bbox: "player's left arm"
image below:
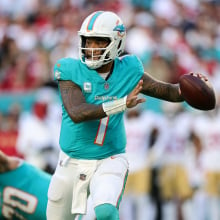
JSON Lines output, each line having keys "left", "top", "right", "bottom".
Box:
{"left": 141, "top": 72, "right": 184, "bottom": 102}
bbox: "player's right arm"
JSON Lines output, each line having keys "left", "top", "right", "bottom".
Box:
{"left": 59, "top": 80, "right": 106, "bottom": 123}
{"left": 58, "top": 79, "right": 145, "bottom": 123}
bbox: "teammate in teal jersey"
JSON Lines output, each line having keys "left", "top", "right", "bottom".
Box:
{"left": 0, "top": 150, "right": 51, "bottom": 220}
{"left": 47, "top": 10, "right": 201, "bottom": 220}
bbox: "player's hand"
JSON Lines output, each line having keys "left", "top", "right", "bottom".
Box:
{"left": 178, "top": 72, "right": 208, "bottom": 96}
{"left": 190, "top": 72, "right": 208, "bottom": 81}
{"left": 126, "top": 79, "right": 146, "bottom": 108}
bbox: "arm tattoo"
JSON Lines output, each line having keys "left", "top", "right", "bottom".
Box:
{"left": 59, "top": 80, "right": 106, "bottom": 123}
{"left": 141, "top": 73, "right": 184, "bottom": 102}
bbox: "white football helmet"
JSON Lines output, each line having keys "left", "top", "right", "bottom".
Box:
{"left": 78, "top": 11, "right": 126, "bottom": 69}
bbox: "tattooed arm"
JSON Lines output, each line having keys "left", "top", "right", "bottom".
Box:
{"left": 59, "top": 80, "right": 145, "bottom": 123}
{"left": 59, "top": 80, "right": 106, "bottom": 123}
{"left": 141, "top": 72, "right": 184, "bottom": 102}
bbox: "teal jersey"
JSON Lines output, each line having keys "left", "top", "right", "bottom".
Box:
{"left": 0, "top": 161, "right": 51, "bottom": 220}
{"left": 54, "top": 55, "right": 144, "bottom": 159}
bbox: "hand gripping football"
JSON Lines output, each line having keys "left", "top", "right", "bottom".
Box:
{"left": 179, "top": 73, "right": 216, "bottom": 110}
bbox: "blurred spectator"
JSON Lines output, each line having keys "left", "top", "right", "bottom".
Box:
{"left": 16, "top": 86, "right": 61, "bottom": 174}
{"left": 0, "top": 0, "right": 39, "bottom": 19}
{"left": 120, "top": 106, "right": 164, "bottom": 220}
{"left": 125, "top": 10, "right": 156, "bottom": 64}
{"left": 191, "top": 105, "right": 220, "bottom": 220}
{"left": 0, "top": 104, "right": 23, "bottom": 158}
{"left": 1, "top": 53, "right": 38, "bottom": 91}
{"left": 186, "top": 129, "right": 207, "bottom": 220}
{"left": 157, "top": 102, "right": 194, "bottom": 220}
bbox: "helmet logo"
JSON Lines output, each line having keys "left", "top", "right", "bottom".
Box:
{"left": 113, "top": 24, "right": 126, "bottom": 37}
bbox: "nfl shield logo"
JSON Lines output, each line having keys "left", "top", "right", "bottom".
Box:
{"left": 104, "top": 82, "right": 109, "bottom": 90}
{"left": 80, "top": 174, "right": 86, "bottom": 181}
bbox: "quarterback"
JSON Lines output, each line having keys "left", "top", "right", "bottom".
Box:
{"left": 47, "top": 10, "right": 189, "bottom": 220}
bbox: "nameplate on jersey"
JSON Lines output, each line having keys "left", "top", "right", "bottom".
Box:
{"left": 83, "top": 82, "right": 92, "bottom": 93}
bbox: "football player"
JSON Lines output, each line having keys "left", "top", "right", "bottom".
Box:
{"left": 47, "top": 10, "right": 207, "bottom": 220}
{"left": 0, "top": 150, "right": 51, "bottom": 220}
{"left": 192, "top": 108, "right": 220, "bottom": 220}
{"left": 119, "top": 107, "right": 165, "bottom": 220}
{"left": 158, "top": 102, "right": 194, "bottom": 220}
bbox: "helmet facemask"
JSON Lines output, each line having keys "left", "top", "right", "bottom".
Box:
{"left": 79, "top": 36, "right": 113, "bottom": 69}
{"left": 78, "top": 11, "right": 126, "bottom": 69}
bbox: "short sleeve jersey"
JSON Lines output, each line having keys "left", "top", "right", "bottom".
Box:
{"left": 0, "top": 161, "right": 51, "bottom": 220}
{"left": 54, "top": 55, "right": 144, "bottom": 159}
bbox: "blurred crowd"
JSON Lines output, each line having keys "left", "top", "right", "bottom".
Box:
{"left": 0, "top": 0, "right": 220, "bottom": 90}
{"left": 0, "top": 0, "right": 220, "bottom": 219}
{"left": 0, "top": 0, "right": 220, "bottom": 91}
{"left": 120, "top": 103, "right": 220, "bottom": 220}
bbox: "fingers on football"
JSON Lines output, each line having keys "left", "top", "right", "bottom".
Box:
{"left": 190, "top": 72, "right": 208, "bottom": 81}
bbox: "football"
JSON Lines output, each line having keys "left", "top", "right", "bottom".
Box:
{"left": 179, "top": 73, "right": 216, "bottom": 110}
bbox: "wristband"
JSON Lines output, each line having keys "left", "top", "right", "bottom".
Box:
{"left": 102, "top": 96, "right": 127, "bottom": 115}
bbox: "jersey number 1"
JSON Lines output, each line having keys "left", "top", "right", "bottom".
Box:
{"left": 94, "top": 116, "right": 109, "bottom": 145}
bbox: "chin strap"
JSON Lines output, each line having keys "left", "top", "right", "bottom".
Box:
{"left": 102, "top": 96, "right": 127, "bottom": 116}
